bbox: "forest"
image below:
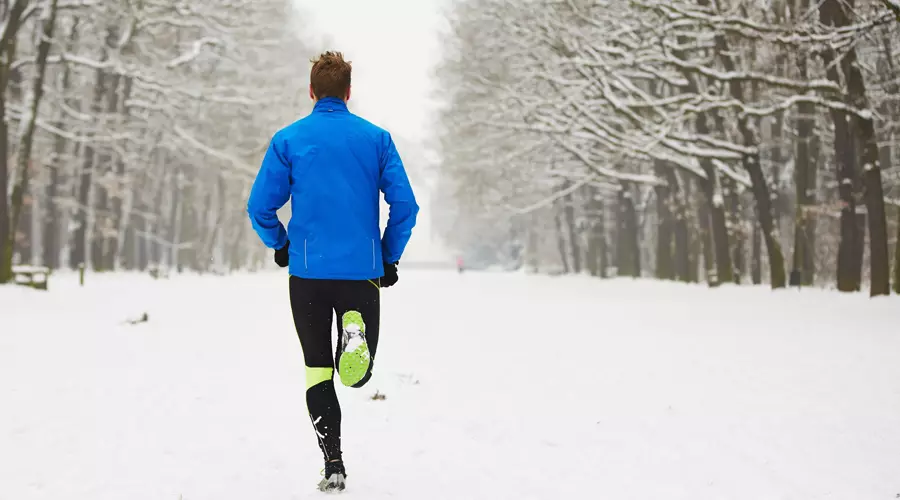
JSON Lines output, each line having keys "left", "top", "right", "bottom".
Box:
{"left": 433, "top": 0, "right": 900, "bottom": 296}
{"left": 0, "top": 0, "right": 307, "bottom": 284}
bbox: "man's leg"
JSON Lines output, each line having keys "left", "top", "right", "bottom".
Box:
{"left": 334, "top": 279, "right": 381, "bottom": 388}
{"left": 289, "top": 277, "right": 342, "bottom": 463}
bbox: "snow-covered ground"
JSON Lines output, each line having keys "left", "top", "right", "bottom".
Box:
{"left": 2, "top": 271, "right": 899, "bottom": 500}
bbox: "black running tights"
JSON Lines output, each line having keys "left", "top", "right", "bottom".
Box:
{"left": 289, "top": 277, "right": 380, "bottom": 462}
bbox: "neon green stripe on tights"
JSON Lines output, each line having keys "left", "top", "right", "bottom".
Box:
{"left": 306, "top": 366, "right": 333, "bottom": 390}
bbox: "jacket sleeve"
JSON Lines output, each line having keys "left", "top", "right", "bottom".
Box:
{"left": 379, "top": 133, "right": 419, "bottom": 264}
{"left": 247, "top": 135, "right": 291, "bottom": 249}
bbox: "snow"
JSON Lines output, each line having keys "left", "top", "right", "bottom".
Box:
{"left": 344, "top": 330, "right": 366, "bottom": 359}
{"left": 2, "top": 271, "right": 900, "bottom": 500}
{"left": 10, "top": 265, "right": 50, "bottom": 274}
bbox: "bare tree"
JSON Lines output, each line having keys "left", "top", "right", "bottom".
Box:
{"left": 0, "top": 0, "right": 313, "bottom": 282}
{"left": 434, "top": 0, "right": 897, "bottom": 295}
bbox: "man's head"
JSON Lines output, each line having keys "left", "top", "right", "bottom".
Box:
{"left": 309, "top": 51, "right": 352, "bottom": 102}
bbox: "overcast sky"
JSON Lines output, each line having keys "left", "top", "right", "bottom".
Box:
{"left": 292, "top": 0, "right": 446, "bottom": 144}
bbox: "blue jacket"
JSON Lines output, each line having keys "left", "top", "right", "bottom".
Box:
{"left": 247, "top": 97, "right": 418, "bottom": 280}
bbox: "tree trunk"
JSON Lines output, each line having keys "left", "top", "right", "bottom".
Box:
{"left": 830, "top": 104, "right": 860, "bottom": 291}
{"left": 752, "top": 220, "right": 762, "bottom": 284}
{"left": 180, "top": 183, "right": 200, "bottom": 271}
{"left": 894, "top": 207, "right": 900, "bottom": 295}
{"left": 124, "top": 204, "right": 138, "bottom": 270}
{"left": 723, "top": 176, "right": 744, "bottom": 284}
{"left": 711, "top": 110, "right": 744, "bottom": 284}
{"left": 554, "top": 202, "right": 570, "bottom": 273}
{"left": 771, "top": 110, "right": 784, "bottom": 232}
{"left": 71, "top": 63, "right": 108, "bottom": 269}
{"left": 0, "top": 3, "right": 28, "bottom": 283}
{"left": 617, "top": 186, "right": 640, "bottom": 278}
{"left": 631, "top": 190, "right": 641, "bottom": 278}
{"left": 707, "top": 21, "right": 786, "bottom": 288}
{"left": 598, "top": 197, "right": 608, "bottom": 278}
{"left": 876, "top": 24, "right": 899, "bottom": 295}
{"left": 43, "top": 159, "right": 61, "bottom": 268}
{"left": 207, "top": 175, "right": 229, "bottom": 272}
{"left": 705, "top": 179, "right": 731, "bottom": 285}
{"left": 654, "top": 160, "right": 674, "bottom": 280}
{"left": 92, "top": 73, "right": 122, "bottom": 271}
{"left": 584, "top": 186, "right": 600, "bottom": 277}
{"left": 689, "top": 216, "right": 701, "bottom": 283}
{"left": 788, "top": 0, "right": 815, "bottom": 283}
{"left": 43, "top": 19, "right": 79, "bottom": 270}
{"left": 130, "top": 191, "right": 145, "bottom": 271}
{"left": 615, "top": 188, "right": 626, "bottom": 276}
{"left": 585, "top": 218, "right": 598, "bottom": 277}
{"left": 91, "top": 164, "right": 109, "bottom": 271}
{"left": 167, "top": 168, "right": 184, "bottom": 271}
{"left": 43, "top": 99, "right": 70, "bottom": 270}
{"left": 820, "top": 0, "right": 890, "bottom": 295}
{"left": 792, "top": 96, "right": 818, "bottom": 286}
{"left": 148, "top": 162, "right": 168, "bottom": 268}
{"left": 672, "top": 216, "right": 691, "bottom": 280}
{"left": 670, "top": 172, "right": 690, "bottom": 283}
{"left": 229, "top": 217, "right": 247, "bottom": 271}
{"left": 562, "top": 183, "right": 581, "bottom": 273}
{"left": 0, "top": 66, "right": 9, "bottom": 282}
{"left": 6, "top": 0, "right": 61, "bottom": 275}
{"left": 696, "top": 182, "right": 719, "bottom": 285}
{"left": 670, "top": 31, "right": 731, "bottom": 285}
{"left": 657, "top": 165, "right": 691, "bottom": 282}
{"left": 106, "top": 77, "right": 133, "bottom": 270}
{"left": 742, "top": 149, "right": 787, "bottom": 288}
{"left": 193, "top": 186, "right": 213, "bottom": 272}
{"left": 854, "top": 116, "right": 890, "bottom": 296}
{"left": 15, "top": 196, "right": 33, "bottom": 264}
{"left": 684, "top": 176, "right": 699, "bottom": 283}
{"left": 856, "top": 211, "right": 867, "bottom": 284}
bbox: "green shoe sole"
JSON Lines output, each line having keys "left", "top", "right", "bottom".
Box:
{"left": 339, "top": 311, "right": 370, "bottom": 387}
{"left": 339, "top": 342, "right": 371, "bottom": 387}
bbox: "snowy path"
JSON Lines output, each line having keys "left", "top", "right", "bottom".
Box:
{"left": 2, "top": 271, "right": 899, "bottom": 499}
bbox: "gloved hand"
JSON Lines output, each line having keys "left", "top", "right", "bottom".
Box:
{"left": 274, "top": 240, "right": 290, "bottom": 268}
{"left": 381, "top": 262, "right": 399, "bottom": 288}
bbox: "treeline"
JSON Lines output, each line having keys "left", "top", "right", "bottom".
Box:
{"left": 0, "top": 0, "right": 308, "bottom": 283}
{"left": 434, "top": 0, "right": 900, "bottom": 295}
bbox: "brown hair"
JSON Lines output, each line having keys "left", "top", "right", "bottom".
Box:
{"left": 310, "top": 51, "right": 352, "bottom": 100}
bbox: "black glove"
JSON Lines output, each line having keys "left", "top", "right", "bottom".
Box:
{"left": 274, "top": 240, "right": 290, "bottom": 268}
{"left": 381, "top": 262, "right": 399, "bottom": 288}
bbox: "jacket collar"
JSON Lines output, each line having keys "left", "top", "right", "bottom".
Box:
{"left": 313, "top": 97, "right": 349, "bottom": 113}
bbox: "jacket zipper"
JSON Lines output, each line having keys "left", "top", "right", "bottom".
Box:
{"left": 304, "top": 239, "right": 308, "bottom": 270}
{"left": 371, "top": 239, "right": 376, "bottom": 270}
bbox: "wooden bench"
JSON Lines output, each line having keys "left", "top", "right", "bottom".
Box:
{"left": 12, "top": 265, "right": 50, "bottom": 291}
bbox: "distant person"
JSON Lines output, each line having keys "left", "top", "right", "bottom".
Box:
{"left": 247, "top": 51, "right": 418, "bottom": 492}
{"left": 457, "top": 255, "right": 465, "bottom": 273}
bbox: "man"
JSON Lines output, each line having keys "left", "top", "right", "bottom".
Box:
{"left": 247, "top": 51, "right": 418, "bottom": 492}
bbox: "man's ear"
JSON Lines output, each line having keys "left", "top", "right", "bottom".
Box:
{"left": 346, "top": 86, "right": 351, "bottom": 101}
{"left": 309, "top": 84, "right": 316, "bottom": 101}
